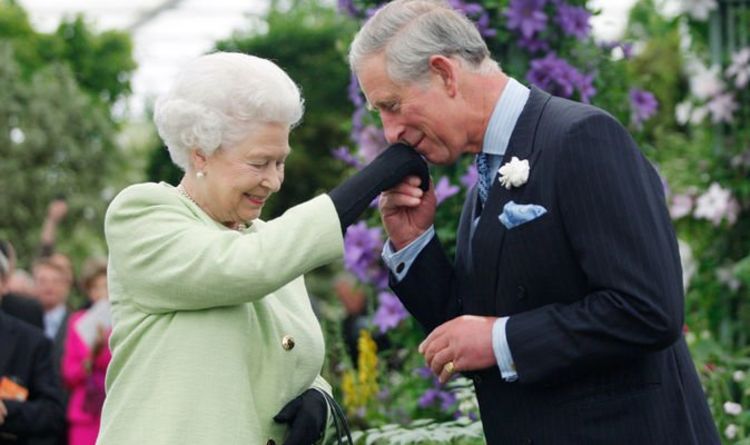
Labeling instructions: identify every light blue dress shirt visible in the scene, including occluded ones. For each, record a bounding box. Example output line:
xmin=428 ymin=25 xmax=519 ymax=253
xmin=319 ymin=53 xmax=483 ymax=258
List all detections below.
xmin=382 ymin=77 xmax=530 ymax=382
xmin=44 ymin=303 xmax=66 ymax=340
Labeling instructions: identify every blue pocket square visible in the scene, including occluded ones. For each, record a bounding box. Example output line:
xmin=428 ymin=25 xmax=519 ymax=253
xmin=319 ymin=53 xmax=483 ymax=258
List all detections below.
xmin=498 ymin=201 xmax=547 ymax=229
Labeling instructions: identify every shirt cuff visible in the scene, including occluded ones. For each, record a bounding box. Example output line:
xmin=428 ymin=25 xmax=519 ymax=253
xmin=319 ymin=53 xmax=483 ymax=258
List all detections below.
xmin=492 ymin=316 xmax=518 ymax=382
xmin=381 ymin=226 xmax=435 ymax=283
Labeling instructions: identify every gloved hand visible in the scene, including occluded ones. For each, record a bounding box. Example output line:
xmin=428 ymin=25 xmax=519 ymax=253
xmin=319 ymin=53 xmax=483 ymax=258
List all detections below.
xmin=273 ymin=389 xmax=327 ymax=445
xmin=329 ymin=143 xmax=430 ymax=232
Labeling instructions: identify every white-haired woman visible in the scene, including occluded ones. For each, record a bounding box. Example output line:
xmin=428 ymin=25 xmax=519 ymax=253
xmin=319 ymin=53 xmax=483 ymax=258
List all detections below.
xmin=97 ymin=52 xmax=428 ymax=445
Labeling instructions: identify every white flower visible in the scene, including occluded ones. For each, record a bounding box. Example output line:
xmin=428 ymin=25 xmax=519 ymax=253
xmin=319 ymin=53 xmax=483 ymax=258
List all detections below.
xmin=708 ymin=93 xmax=738 ymax=124
xmin=724 ymin=401 xmax=742 ymax=416
xmin=694 ymin=183 xmax=738 ymax=226
xmin=690 ymin=105 xmax=708 ymax=125
xmin=726 ymin=47 xmax=750 ymax=89
xmin=725 ymin=424 xmax=738 ymax=440
xmin=690 ymin=64 xmax=724 ymax=100
xmin=717 ymin=266 xmax=741 ymax=292
xmin=680 ymin=0 xmax=717 ymax=21
xmin=675 ymin=101 xmax=693 ymax=125
xmin=733 ymin=370 xmax=746 ymax=382
xmin=497 ymin=157 xmax=530 ymax=189
xmin=670 ymin=193 xmax=693 ymax=219
xmin=9 ymin=128 xmax=25 ymax=144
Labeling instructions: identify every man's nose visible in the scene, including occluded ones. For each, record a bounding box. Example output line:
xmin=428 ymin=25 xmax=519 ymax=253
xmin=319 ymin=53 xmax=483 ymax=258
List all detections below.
xmin=381 ymin=114 xmax=403 ymax=144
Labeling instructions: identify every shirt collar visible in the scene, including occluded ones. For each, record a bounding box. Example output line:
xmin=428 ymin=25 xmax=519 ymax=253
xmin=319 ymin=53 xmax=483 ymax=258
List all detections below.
xmin=482 ymin=77 xmax=530 ymax=157
xmin=44 ymin=304 xmax=66 ymax=339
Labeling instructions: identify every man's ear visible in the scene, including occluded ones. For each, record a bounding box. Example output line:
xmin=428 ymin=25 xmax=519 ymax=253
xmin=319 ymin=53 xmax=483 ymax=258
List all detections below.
xmin=428 ymin=55 xmax=458 ymax=97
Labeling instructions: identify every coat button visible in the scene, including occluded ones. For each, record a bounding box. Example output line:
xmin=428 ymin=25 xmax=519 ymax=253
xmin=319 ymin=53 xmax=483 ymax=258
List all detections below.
xmin=516 ymin=285 xmax=527 ymax=300
xmin=281 ymin=335 xmax=295 ymax=351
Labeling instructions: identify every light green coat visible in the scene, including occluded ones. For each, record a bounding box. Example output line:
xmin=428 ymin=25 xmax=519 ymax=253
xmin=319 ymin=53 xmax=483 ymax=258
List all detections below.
xmin=97 ymin=182 xmax=343 ymax=445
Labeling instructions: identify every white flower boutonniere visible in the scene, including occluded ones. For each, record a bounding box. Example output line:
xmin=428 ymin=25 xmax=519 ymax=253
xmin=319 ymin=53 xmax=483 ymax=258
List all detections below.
xmin=498 ymin=156 xmax=530 ymax=189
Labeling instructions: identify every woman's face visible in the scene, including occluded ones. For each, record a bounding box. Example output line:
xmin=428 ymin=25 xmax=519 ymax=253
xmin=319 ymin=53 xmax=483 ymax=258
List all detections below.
xmin=199 ymin=122 xmax=290 ymax=225
xmin=87 ymin=273 xmax=108 ymax=303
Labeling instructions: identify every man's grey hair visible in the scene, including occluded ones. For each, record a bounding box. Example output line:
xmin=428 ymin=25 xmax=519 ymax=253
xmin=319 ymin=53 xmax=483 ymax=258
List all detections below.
xmin=349 ymin=0 xmax=499 ymax=85
xmin=154 ymin=52 xmax=304 ymax=171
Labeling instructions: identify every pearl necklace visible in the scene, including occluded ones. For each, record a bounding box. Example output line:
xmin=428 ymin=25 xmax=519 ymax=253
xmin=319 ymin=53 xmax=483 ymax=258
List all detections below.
xmin=176 ymin=184 xmax=248 ymax=231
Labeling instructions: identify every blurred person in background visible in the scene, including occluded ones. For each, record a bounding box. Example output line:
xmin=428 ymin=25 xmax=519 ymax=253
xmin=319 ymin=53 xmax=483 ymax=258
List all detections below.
xmin=0 ymin=249 xmax=66 ymax=445
xmin=38 ymin=199 xmax=68 ymax=259
xmin=61 ymin=259 xmax=110 ymax=445
xmin=0 ymin=241 xmax=43 ymax=331
xmin=7 ymin=271 xmax=36 ymax=301
xmin=97 ymin=51 xmax=428 ymax=445
xmin=31 ymin=257 xmax=72 ymax=371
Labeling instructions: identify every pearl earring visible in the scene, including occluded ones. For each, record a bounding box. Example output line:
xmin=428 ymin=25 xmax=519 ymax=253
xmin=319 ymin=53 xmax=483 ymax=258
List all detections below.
xmin=196 ymin=171 xmax=205 ymax=178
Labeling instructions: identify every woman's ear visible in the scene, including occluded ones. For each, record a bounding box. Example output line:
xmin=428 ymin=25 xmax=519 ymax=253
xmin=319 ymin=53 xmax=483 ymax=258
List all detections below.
xmin=428 ymin=55 xmax=458 ymax=97
xmin=190 ymin=149 xmax=208 ymax=173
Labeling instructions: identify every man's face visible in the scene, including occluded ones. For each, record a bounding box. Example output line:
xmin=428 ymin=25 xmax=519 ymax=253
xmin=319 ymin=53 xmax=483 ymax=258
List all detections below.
xmin=357 ymin=54 xmax=468 ymax=165
xmin=32 ymin=264 xmax=70 ymax=311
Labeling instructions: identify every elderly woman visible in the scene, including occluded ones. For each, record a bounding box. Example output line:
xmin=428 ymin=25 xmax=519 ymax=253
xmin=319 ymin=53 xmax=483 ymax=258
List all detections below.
xmin=97 ymin=52 xmax=427 ymax=445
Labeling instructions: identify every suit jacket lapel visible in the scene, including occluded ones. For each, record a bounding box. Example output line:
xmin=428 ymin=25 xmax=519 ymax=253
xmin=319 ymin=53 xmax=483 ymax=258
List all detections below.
xmin=470 ymin=86 xmax=551 ymax=314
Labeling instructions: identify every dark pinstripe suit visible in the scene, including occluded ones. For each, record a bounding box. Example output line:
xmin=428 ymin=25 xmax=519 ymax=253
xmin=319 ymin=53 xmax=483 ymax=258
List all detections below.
xmin=392 ymin=87 xmax=720 ymax=444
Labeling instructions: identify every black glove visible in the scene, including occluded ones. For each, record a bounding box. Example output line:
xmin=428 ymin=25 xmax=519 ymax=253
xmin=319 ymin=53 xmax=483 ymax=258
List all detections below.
xmin=328 ymin=143 xmax=430 ymax=232
xmin=273 ymin=389 xmax=327 ymax=445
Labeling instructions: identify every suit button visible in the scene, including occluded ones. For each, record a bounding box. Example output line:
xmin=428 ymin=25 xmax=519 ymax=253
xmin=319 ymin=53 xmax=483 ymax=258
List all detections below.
xmin=523 ymin=439 xmax=533 ymax=445
xmin=281 ymin=335 xmax=295 ymax=351
xmin=396 ymin=262 xmax=405 ymax=274
xmin=516 ymin=285 xmax=527 ymax=300
xmin=267 ymin=440 xmax=276 ymax=445
xmin=472 ymin=374 xmax=482 ymax=385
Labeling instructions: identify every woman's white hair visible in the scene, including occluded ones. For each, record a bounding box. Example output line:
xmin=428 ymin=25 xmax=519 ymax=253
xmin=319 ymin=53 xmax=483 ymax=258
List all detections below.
xmin=154 ymin=52 xmax=304 ymax=171
xmin=349 ymin=0 xmax=498 ymax=85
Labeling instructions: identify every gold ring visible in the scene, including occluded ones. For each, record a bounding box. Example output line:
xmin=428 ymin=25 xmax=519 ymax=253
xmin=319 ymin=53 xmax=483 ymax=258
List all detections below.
xmin=443 ymin=361 xmax=456 ymax=375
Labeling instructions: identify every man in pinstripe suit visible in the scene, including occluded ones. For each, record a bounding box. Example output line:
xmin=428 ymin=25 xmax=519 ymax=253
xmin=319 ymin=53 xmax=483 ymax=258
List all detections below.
xmin=349 ymin=0 xmax=720 ymax=443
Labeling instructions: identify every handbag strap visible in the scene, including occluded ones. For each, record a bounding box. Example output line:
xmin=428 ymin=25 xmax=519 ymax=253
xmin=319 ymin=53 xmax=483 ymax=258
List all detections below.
xmin=316 ymin=390 xmax=354 ymax=445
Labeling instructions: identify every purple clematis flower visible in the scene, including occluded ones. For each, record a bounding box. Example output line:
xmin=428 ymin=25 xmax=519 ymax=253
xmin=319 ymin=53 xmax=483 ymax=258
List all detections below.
xmin=555 ymin=3 xmax=591 ymax=40
xmin=343 ymin=222 xmax=387 ymax=287
xmin=331 ymin=146 xmax=362 ymax=169
xmin=527 ymin=53 xmax=595 ymax=102
xmin=460 ymin=163 xmax=478 ymax=189
xmin=434 ymin=176 xmax=461 ymax=205
xmin=629 ymin=88 xmax=659 ymax=127
xmin=449 ymin=0 xmax=497 ymax=38
xmin=373 ymin=291 xmax=409 ymax=333
xmin=505 ymin=0 xmax=548 ymax=39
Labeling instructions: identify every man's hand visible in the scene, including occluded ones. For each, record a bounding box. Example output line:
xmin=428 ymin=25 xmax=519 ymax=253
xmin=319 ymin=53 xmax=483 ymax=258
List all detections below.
xmin=0 ymin=399 xmax=7 ymax=426
xmin=419 ymin=315 xmax=498 ymax=383
xmin=379 ymin=176 xmax=436 ymax=250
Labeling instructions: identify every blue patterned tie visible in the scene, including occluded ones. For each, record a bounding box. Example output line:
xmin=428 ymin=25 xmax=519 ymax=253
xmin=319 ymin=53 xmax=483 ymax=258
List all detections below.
xmin=476 ymin=152 xmax=491 ymax=205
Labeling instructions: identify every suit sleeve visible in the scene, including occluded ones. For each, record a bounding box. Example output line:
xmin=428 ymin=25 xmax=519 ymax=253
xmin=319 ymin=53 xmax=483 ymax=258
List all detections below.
xmin=105 ymin=185 xmax=343 ymax=314
xmin=1 ymin=336 xmax=65 ymax=436
xmin=506 ymin=112 xmax=684 ymax=384
xmin=390 ymin=235 xmax=462 ymax=334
